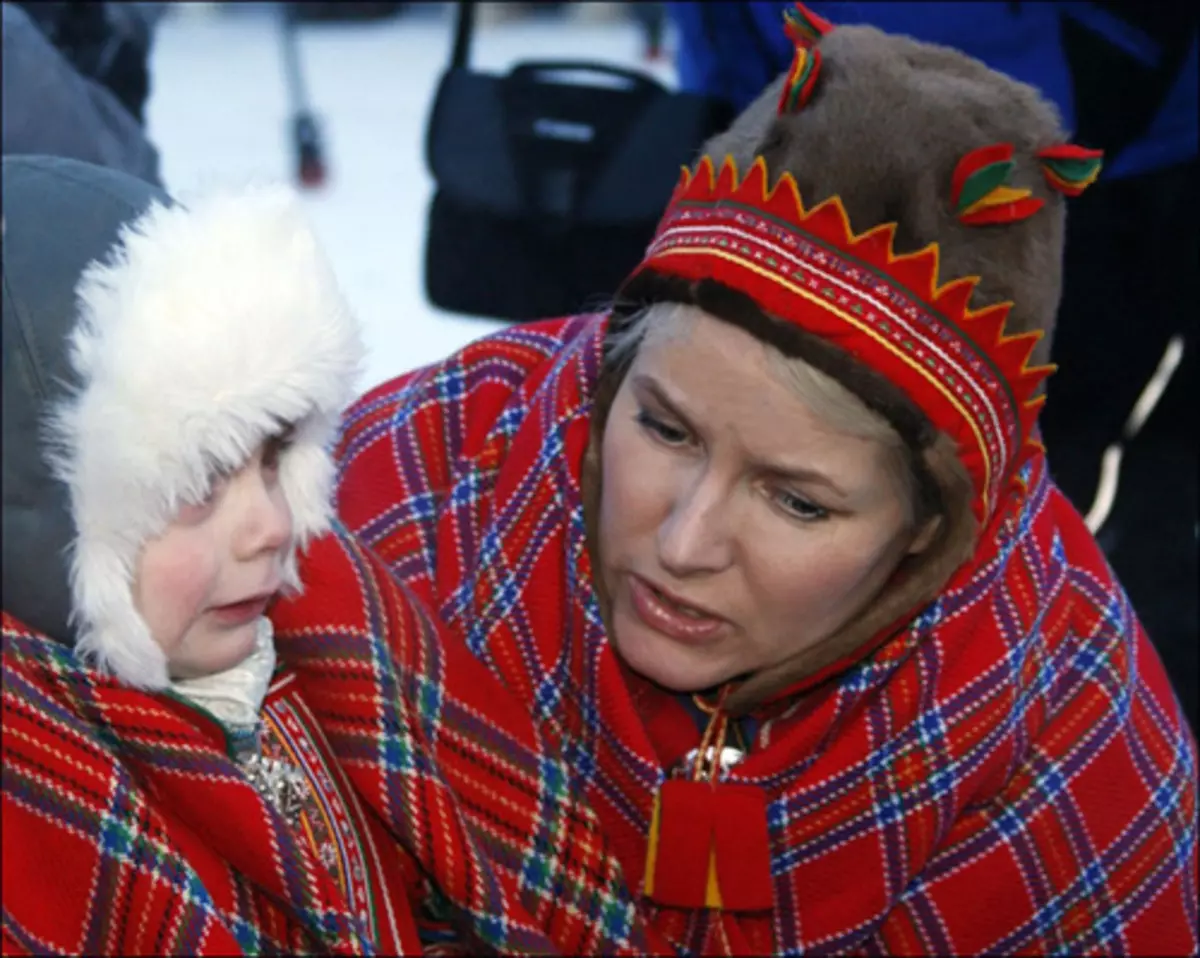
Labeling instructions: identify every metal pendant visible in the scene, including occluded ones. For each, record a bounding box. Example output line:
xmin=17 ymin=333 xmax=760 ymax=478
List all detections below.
xmin=674 ymin=745 xmax=746 ymax=781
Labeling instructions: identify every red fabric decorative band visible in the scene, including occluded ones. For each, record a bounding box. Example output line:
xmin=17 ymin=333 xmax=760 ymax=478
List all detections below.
xmin=624 ymin=156 xmax=1055 ymax=527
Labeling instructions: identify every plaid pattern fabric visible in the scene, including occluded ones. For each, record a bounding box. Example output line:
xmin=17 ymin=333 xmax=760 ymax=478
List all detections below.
xmin=333 ymin=313 xmax=1198 ymax=955
xmin=269 ymin=524 xmax=657 ymax=954
xmin=2 ymin=600 xmax=420 ymax=954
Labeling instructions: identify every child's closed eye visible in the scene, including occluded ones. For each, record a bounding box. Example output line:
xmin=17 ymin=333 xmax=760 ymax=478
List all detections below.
xmin=261 ymin=424 xmax=297 ymax=476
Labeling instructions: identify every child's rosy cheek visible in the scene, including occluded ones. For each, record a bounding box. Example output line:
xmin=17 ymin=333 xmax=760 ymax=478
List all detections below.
xmin=136 ymin=537 xmax=221 ymax=645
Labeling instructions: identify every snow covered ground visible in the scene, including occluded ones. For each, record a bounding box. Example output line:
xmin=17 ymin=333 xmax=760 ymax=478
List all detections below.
xmin=146 ymin=2 xmax=678 ymax=394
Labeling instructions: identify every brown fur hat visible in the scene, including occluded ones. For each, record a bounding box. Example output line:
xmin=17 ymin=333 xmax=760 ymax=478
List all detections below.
xmin=698 ymin=23 xmax=1070 ymax=366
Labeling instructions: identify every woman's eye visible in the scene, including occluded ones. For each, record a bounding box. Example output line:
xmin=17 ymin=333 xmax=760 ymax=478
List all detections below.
xmin=635 ymin=409 xmax=689 ymax=446
xmin=776 ymin=490 xmax=830 ymax=522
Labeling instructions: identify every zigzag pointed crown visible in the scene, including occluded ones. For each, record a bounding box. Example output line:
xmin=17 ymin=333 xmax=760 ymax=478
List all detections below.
xmin=628 ymin=156 xmax=1056 ymax=528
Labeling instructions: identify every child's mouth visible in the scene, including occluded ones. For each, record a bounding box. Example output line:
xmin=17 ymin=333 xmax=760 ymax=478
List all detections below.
xmin=210 ymin=595 xmax=273 ymax=626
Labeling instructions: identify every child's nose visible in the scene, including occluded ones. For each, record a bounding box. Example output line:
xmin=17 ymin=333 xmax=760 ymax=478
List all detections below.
xmin=235 ymin=473 xmax=293 ymax=559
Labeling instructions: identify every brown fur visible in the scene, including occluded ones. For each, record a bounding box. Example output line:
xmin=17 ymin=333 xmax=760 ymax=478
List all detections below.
xmin=701 ymin=25 xmax=1068 ymax=366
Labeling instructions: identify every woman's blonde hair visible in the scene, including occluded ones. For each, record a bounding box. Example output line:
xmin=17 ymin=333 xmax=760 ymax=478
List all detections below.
xmin=589 ymin=302 xmax=978 ymax=713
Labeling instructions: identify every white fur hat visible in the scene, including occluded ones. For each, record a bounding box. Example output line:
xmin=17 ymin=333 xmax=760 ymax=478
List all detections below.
xmin=39 ymin=181 xmax=364 ymax=689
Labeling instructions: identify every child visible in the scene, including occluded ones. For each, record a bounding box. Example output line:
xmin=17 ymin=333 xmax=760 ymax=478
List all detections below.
xmin=0 ymin=154 xmax=423 ymax=954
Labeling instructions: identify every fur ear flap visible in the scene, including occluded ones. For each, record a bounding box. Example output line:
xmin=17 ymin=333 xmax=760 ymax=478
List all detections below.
xmin=777 ymin=4 xmax=833 ymax=115
xmin=952 ymin=143 xmax=1045 ymax=226
xmin=1036 ymin=144 xmax=1104 ymax=197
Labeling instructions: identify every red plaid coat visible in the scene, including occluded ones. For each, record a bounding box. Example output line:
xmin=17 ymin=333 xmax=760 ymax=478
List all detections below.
xmin=331 ymin=314 xmax=1199 ymax=955
xmin=3 ymin=521 xmax=661 ymax=955
xmin=1 ymin=570 xmax=422 ymax=954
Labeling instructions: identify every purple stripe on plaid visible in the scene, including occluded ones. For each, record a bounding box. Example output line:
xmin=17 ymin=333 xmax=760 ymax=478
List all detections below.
xmin=902 ymin=884 xmax=956 ymax=954
xmin=337 ymin=381 xmax=431 ymax=476
xmin=2 ymin=919 xmax=68 ymax=955
xmin=438 ymin=701 xmax=546 ymax=786
xmin=3 ymin=766 xmax=111 ymax=858
xmin=3 ymin=652 xmax=114 ymax=749
xmin=354 ymin=492 xmax=439 ymax=558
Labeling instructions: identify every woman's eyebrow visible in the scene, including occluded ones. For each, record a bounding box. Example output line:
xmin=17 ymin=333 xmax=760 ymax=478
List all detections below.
xmin=632 ymin=373 xmax=693 ymax=424
xmin=757 ymin=461 xmax=849 ymax=499
xmin=633 ymin=373 xmax=849 ymax=499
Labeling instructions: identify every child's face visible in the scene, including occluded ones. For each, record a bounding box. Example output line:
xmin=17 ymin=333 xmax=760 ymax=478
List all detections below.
xmin=134 ymin=436 xmax=294 ymax=679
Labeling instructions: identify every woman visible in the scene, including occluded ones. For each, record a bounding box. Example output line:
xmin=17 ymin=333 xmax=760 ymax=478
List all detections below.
xmin=329 ymin=9 xmax=1198 ymax=955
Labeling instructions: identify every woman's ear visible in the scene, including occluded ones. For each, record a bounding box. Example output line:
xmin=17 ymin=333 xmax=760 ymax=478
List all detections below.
xmin=907 ymin=514 xmax=943 ymax=556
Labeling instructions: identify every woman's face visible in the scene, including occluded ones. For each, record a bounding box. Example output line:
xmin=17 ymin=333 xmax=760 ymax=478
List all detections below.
xmin=598 ymin=310 xmax=932 ymax=693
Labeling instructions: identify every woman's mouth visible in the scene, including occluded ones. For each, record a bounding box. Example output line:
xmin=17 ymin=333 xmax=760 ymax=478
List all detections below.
xmin=628 ymin=575 xmax=726 ymax=644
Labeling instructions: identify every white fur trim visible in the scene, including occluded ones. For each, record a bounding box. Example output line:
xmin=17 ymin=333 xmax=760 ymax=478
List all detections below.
xmin=44 ymin=184 xmax=364 ymax=689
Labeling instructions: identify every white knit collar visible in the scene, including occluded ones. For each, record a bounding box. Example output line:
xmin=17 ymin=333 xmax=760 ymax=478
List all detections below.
xmin=168 ymin=616 xmax=276 ymax=734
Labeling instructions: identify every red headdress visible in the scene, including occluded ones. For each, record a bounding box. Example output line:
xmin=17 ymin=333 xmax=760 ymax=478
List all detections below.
xmin=624 ymin=155 xmax=1057 ymax=530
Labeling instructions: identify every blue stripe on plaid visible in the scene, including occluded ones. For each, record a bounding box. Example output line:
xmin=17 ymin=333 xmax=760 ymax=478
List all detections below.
xmin=769 ymin=639 xmax=1015 ymax=873
xmin=446 ymin=420 xmax=566 ymax=610
xmin=229 ymin=912 xmax=261 ymax=953
xmin=519 ymin=757 xmax=567 ymax=896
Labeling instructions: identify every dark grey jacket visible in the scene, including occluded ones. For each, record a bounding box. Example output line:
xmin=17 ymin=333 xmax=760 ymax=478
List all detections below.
xmin=2 ymin=2 xmax=161 ymax=185
xmin=1 ymin=155 xmax=167 ymax=643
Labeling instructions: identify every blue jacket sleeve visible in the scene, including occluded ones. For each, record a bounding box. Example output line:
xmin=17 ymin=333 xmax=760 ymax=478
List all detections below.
xmin=670 ymin=1 xmax=1075 ymax=132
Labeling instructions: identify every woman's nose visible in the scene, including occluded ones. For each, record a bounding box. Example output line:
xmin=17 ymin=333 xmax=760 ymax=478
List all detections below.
xmin=656 ymin=476 xmax=733 ymax=577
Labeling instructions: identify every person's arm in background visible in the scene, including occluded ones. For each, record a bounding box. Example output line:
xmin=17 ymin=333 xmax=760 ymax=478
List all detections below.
xmin=1057 ymin=1 xmax=1196 ymax=177
xmin=671 ymin=2 xmax=1076 ymax=134
xmin=1 ymin=2 xmax=161 ymax=185
xmin=669 ymin=1 xmax=796 ymax=112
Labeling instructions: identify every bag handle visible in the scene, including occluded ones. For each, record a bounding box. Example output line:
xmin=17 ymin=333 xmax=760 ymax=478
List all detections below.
xmin=449 ymin=0 xmax=475 ymax=69
xmin=508 ymin=60 xmax=665 ymax=94
xmin=445 ymin=5 xmax=664 ymax=96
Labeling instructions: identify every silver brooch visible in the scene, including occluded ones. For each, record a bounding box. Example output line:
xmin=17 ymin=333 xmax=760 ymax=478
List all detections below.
xmin=242 ymin=752 xmax=308 ymax=823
